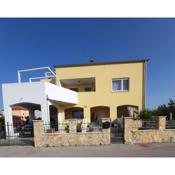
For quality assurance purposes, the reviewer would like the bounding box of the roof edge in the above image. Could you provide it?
[54,58,150,68]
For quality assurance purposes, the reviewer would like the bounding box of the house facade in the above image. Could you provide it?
[2,59,149,135]
[54,59,148,123]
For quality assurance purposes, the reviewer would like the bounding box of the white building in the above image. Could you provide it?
[2,67,78,135]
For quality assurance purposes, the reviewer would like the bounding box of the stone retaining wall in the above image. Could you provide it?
[124,116,175,144]
[33,119,110,148]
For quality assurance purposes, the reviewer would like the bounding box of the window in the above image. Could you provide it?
[70,88,79,92]
[84,87,92,92]
[123,79,129,91]
[112,78,129,92]
[72,110,84,119]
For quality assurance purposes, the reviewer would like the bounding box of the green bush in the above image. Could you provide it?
[64,123,69,133]
[139,109,153,121]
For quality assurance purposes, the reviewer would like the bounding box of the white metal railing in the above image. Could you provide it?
[17,67,56,83]
[29,75,55,83]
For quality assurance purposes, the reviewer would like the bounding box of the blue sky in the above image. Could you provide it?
[0,18,175,110]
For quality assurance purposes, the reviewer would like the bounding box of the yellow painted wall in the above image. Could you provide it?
[63,84,95,92]
[55,62,145,122]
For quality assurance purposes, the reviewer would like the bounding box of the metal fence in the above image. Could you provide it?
[166,120,175,129]
[43,122,103,133]
[111,119,124,144]
[140,120,157,130]
[44,123,68,133]
[0,123,34,146]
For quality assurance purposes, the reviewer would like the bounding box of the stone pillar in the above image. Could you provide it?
[68,119,77,133]
[124,117,142,144]
[33,120,44,148]
[102,118,111,144]
[157,116,166,131]
[124,117,133,144]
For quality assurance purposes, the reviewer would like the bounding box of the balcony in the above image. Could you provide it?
[2,82,78,106]
[60,77,96,93]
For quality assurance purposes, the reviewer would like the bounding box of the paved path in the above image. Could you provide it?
[0,143,175,157]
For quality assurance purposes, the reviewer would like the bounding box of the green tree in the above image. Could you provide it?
[139,109,153,121]
[153,104,170,118]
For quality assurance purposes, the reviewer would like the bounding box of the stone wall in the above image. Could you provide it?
[33,119,111,148]
[124,116,175,144]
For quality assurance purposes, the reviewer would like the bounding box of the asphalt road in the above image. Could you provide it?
[0,143,175,157]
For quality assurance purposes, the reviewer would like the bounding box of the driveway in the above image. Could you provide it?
[0,143,175,157]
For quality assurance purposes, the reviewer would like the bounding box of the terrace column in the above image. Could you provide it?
[110,106,116,121]
[4,105,14,137]
[57,106,64,132]
[84,107,90,123]
[41,100,50,126]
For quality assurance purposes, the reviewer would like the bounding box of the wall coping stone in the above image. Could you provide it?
[33,120,43,122]
[157,116,167,118]
[132,129,159,132]
[132,129,175,132]
[45,132,102,136]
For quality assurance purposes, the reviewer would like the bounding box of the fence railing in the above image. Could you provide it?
[139,121,157,130]
[43,122,103,133]
[166,120,175,129]
[0,123,34,146]
[0,123,34,139]
[0,124,5,139]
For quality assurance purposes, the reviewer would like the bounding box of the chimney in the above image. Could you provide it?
[90,59,95,63]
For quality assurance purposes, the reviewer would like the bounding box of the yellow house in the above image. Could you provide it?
[2,58,149,135]
[54,59,149,123]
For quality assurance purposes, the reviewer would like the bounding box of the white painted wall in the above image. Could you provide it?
[2,82,45,106]
[2,82,78,136]
[45,82,78,104]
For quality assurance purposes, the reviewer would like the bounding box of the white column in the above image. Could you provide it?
[57,107,61,124]
[4,105,14,137]
[41,100,50,129]
[57,106,65,133]
[57,106,61,132]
